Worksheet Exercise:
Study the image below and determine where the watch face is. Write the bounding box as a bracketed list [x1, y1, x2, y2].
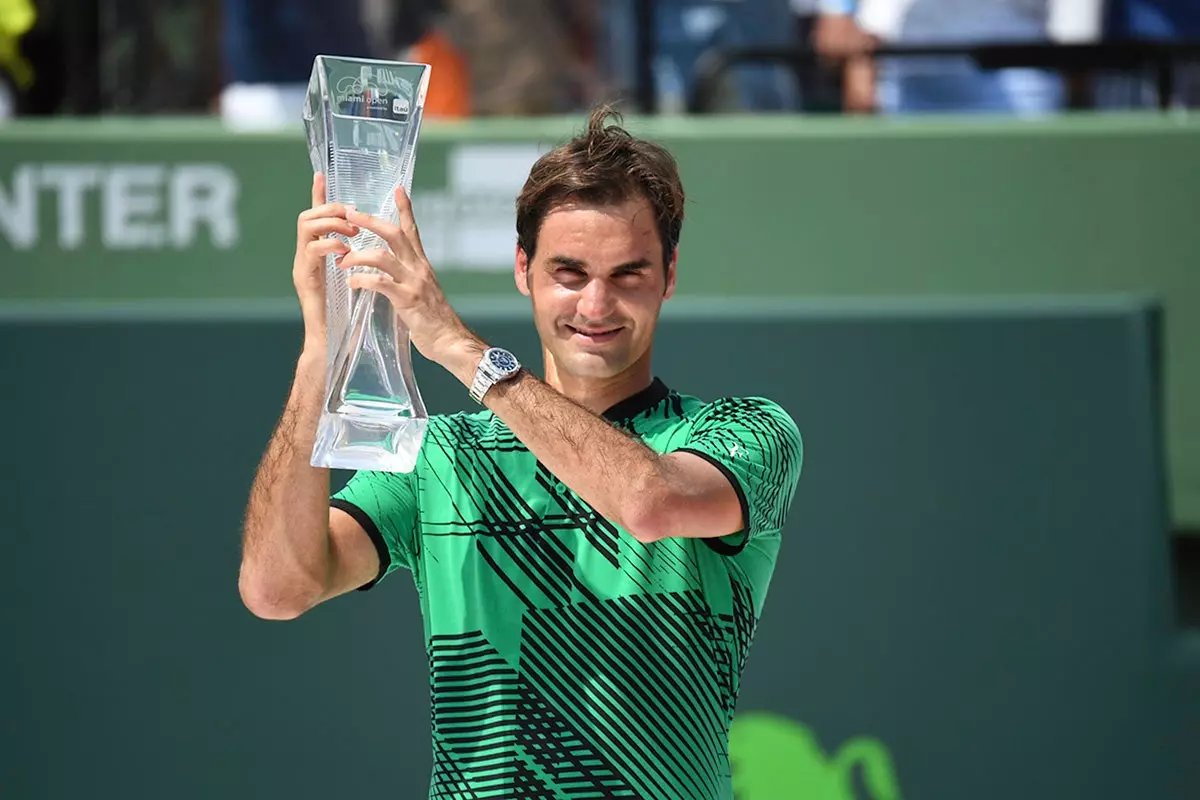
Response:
[488, 349, 518, 374]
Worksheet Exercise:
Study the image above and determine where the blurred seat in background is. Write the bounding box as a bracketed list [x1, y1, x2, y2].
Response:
[853, 0, 1103, 115]
[607, 0, 799, 113]
[1095, 0, 1200, 108]
[219, 0, 372, 129]
[12, 0, 1191, 121]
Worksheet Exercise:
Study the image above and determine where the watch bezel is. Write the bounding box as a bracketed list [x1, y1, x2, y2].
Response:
[483, 347, 520, 379]
[470, 347, 521, 404]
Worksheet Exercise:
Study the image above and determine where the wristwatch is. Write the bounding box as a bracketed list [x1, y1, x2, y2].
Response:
[470, 347, 522, 404]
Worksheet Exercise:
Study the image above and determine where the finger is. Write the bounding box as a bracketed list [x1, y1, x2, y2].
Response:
[394, 185, 427, 259]
[300, 217, 360, 241]
[307, 237, 351, 260]
[299, 202, 357, 223]
[337, 248, 402, 279]
[347, 272, 398, 296]
[311, 172, 326, 209]
[346, 207, 414, 260]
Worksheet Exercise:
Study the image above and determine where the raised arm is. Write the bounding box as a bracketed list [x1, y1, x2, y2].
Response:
[237, 174, 381, 620]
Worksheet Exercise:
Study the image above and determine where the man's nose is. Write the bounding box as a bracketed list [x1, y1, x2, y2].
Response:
[577, 277, 616, 321]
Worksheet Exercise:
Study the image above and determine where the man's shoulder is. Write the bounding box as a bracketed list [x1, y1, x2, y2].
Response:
[675, 391, 798, 430]
[672, 391, 804, 501]
[675, 391, 803, 460]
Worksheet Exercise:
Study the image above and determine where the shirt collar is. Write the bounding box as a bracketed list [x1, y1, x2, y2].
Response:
[602, 377, 671, 423]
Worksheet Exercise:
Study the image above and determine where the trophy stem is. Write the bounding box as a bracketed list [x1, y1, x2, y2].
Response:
[312, 286, 427, 472]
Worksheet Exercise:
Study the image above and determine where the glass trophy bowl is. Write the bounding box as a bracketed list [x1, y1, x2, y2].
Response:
[302, 55, 431, 472]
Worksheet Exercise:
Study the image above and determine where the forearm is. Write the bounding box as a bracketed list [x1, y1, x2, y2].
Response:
[494, 373, 670, 536]
[440, 338, 672, 538]
[239, 347, 334, 616]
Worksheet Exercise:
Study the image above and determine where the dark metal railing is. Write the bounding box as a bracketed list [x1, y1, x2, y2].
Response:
[687, 40, 1200, 113]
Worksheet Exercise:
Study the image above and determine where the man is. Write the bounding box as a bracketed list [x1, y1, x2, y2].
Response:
[239, 105, 804, 799]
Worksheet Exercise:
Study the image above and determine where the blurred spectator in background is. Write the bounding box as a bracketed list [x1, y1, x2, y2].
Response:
[1097, 0, 1200, 108]
[219, 0, 372, 129]
[850, 0, 1104, 115]
[404, 0, 603, 117]
[0, 0, 35, 119]
[789, 0, 868, 112]
[4, 0, 1194, 120]
[391, 0, 469, 118]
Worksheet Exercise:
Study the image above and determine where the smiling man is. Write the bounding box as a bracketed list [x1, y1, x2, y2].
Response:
[239, 106, 803, 800]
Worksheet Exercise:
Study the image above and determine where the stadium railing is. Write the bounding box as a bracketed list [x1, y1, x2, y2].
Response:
[685, 40, 1200, 113]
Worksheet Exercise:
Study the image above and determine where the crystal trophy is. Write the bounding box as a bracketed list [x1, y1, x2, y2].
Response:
[302, 55, 431, 472]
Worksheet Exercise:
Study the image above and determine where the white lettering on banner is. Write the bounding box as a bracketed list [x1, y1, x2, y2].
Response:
[0, 163, 240, 251]
[0, 165, 36, 249]
[40, 165, 101, 249]
[171, 165, 239, 248]
[104, 165, 166, 249]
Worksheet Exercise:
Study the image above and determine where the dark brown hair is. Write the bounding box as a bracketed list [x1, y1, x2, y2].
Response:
[516, 104, 685, 270]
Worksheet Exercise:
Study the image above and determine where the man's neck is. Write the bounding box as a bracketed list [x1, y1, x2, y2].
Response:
[541, 355, 654, 417]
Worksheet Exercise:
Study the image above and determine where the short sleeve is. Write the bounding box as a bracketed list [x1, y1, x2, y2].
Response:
[675, 397, 803, 545]
[331, 469, 419, 591]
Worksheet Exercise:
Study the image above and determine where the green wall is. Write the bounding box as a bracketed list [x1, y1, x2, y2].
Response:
[1, 298, 1193, 798]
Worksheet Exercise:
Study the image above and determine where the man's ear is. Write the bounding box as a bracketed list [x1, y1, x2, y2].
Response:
[515, 246, 532, 297]
[663, 248, 678, 300]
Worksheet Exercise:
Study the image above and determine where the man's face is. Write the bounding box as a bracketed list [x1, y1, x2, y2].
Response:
[516, 196, 676, 380]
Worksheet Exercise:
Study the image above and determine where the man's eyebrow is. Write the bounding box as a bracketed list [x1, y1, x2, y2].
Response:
[546, 256, 653, 272]
[547, 255, 587, 269]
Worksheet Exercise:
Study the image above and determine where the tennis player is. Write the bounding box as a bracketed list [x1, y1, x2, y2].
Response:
[240, 105, 803, 799]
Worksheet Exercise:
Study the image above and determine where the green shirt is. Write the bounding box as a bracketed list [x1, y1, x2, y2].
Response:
[331, 378, 803, 799]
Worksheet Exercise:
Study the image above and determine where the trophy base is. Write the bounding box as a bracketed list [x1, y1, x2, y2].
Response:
[312, 410, 427, 473]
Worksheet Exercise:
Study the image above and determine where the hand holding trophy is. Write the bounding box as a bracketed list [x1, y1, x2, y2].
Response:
[302, 55, 432, 473]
